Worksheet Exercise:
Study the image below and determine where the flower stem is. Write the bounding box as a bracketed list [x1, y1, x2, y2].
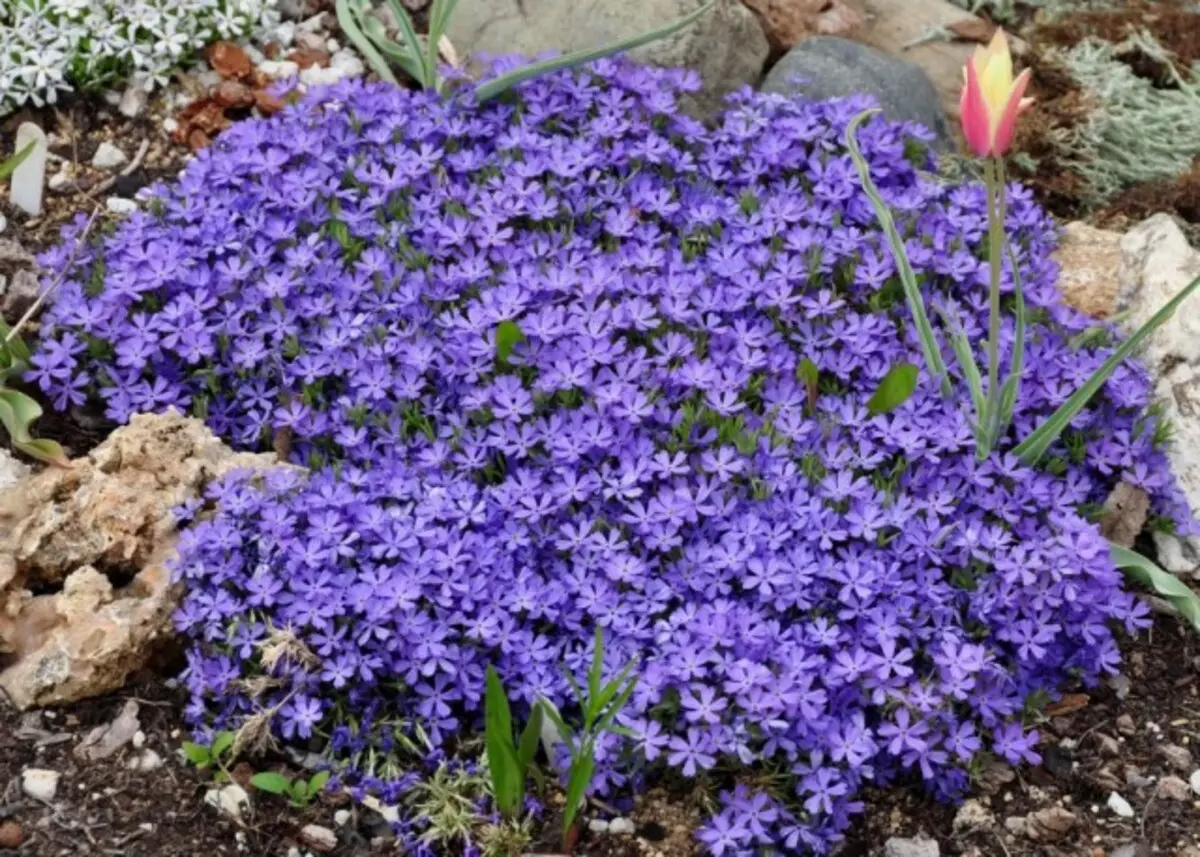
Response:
[983, 157, 1007, 445]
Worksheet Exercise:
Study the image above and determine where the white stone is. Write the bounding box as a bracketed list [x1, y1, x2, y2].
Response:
[91, 142, 128, 171]
[118, 74, 151, 118]
[295, 30, 327, 52]
[333, 809, 351, 827]
[952, 799, 994, 833]
[1190, 769, 1200, 795]
[163, 118, 180, 135]
[297, 12, 330, 33]
[10, 123, 47, 217]
[0, 212, 5, 234]
[1106, 791, 1134, 818]
[47, 165, 73, 192]
[106, 197, 137, 215]
[325, 38, 341, 53]
[205, 783, 250, 823]
[132, 730, 146, 749]
[300, 824, 337, 851]
[299, 66, 343, 87]
[22, 768, 60, 801]
[609, 817, 635, 835]
[126, 749, 163, 772]
[329, 51, 364, 77]
[588, 819, 610, 834]
[0, 450, 31, 492]
[259, 60, 300, 80]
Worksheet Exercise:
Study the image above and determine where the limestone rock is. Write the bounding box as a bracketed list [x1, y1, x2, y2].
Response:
[21, 769, 59, 802]
[1024, 806, 1077, 842]
[75, 699, 140, 762]
[952, 799, 994, 833]
[0, 411, 280, 708]
[740, 0, 862, 52]
[1117, 215, 1200, 572]
[0, 237, 41, 322]
[10, 123, 47, 217]
[884, 837, 939, 857]
[761, 37, 950, 148]
[0, 450, 30, 493]
[1055, 221, 1123, 318]
[445, 0, 769, 117]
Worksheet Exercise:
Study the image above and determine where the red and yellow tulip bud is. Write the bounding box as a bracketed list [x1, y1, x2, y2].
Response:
[959, 29, 1033, 158]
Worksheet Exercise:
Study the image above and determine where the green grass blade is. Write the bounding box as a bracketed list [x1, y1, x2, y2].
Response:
[562, 750, 595, 844]
[473, 0, 715, 103]
[1111, 543, 1200, 633]
[425, 0, 460, 87]
[934, 306, 987, 426]
[386, 0, 431, 87]
[845, 110, 952, 397]
[517, 703, 544, 773]
[484, 666, 521, 817]
[1014, 272, 1200, 465]
[0, 140, 35, 180]
[335, 0, 398, 84]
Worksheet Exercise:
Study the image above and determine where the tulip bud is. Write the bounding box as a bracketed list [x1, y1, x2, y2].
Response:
[959, 29, 1033, 158]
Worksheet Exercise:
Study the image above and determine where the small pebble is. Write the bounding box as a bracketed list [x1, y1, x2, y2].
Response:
[1107, 791, 1135, 818]
[333, 809, 351, 827]
[1157, 775, 1191, 802]
[106, 197, 138, 215]
[163, 118, 179, 135]
[126, 749, 163, 772]
[205, 784, 249, 823]
[1189, 769, 1200, 795]
[259, 60, 300, 80]
[22, 769, 59, 802]
[1116, 714, 1137, 736]
[299, 824, 337, 853]
[1158, 743, 1193, 772]
[610, 817, 635, 835]
[132, 730, 146, 749]
[588, 819, 610, 834]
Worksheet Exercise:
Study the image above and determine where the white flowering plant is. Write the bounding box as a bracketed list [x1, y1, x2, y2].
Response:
[1, 0, 278, 115]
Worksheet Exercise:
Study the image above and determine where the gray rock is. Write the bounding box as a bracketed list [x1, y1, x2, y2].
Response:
[91, 142, 128, 171]
[106, 197, 138, 215]
[205, 783, 250, 823]
[609, 817, 635, 835]
[1, 268, 41, 320]
[299, 824, 337, 852]
[952, 799, 994, 833]
[1024, 807, 1077, 843]
[75, 700, 140, 762]
[1158, 743, 1193, 772]
[445, 0, 768, 117]
[761, 37, 950, 149]
[884, 837, 939, 857]
[118, 74, 151, 118]
[1157, 775, 1191, 802]
[1107, 791, 1135, 818]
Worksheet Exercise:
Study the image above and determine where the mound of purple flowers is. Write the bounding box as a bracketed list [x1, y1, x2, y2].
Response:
[33, 61, 1188, 854]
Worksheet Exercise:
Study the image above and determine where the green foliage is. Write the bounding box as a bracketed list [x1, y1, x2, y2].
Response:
[336, 0, 716, 101]
[495, 320, 525, 365]
[867, 363, 918, 415]
[250, 769, 332, 807]
[1111, 543, 1200, 633]
[538, 628, 639, 849]
[484, 665, 545, 819]
[0, 140, 34, 179]
[182, 731, 237, 783]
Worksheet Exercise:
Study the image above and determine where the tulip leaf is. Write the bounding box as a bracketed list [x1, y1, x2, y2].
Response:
[1111, 543, 1200, 633]
[1014, 272, 1200, 465]
[867, 363, 918, 416]
[335, 0, 398, 84]
[846, 110, 952, 398]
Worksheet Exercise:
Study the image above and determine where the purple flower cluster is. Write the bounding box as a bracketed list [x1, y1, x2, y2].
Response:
[33, 62, 1188, 854]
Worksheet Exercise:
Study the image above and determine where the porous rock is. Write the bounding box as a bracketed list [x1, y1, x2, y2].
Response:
[1024, 806, 1077, 842]
[445, 0, 769, 117]
[1054, 221, 1123, 319]
[1117, 215, 1200, 576]
[0, 237, 41, 321]
[0, 410, 280, 708]
[952, 798, 994, 833]
[760, 37, 950, 149]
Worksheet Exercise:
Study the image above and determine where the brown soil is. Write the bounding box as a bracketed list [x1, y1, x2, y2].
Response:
[3, 619, 1199, 857]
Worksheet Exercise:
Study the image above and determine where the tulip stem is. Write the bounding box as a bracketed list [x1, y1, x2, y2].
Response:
[983, 157, 1007, 444]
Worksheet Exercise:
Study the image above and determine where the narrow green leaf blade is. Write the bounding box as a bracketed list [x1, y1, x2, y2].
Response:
[562, 751, 595, 841]
[586, 627, 605, 726]
[250, 772, 292, 795]
[935, 306, 987, 429]
[474, 0, 716, 103]
[386, 0, 431, 86]
[517, 703, 544, 772]
[797, 357, 819, 411]
[992, 236, 1028, 443]
[867, 362, 919, 416]
[845, 110, 952, 396]
[485, 665, 521, 817]
[1111, 543, 1200, 632]
[181, 742, 212, 766]
[335, 0, 398, 84]
[0, 140, 35, 180]
[425, 0, 460, 84]
[1015, 273, 1200, 465]
[13, 438, 70, 468]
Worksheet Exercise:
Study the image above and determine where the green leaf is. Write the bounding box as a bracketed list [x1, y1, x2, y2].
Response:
[867, 363, 919, 416]
[592, 657, 638, 724]
[181, 742, 212, 766]
[425, 0, 460, 90]
[797, 357, 819, 411]
[485, 666, 522, 818]
[474, 0, 716, 103]
[13, 438, 70, 467]
[1111, 543, 1200, 632]
[386, 0, 432, 86]
[335, 0, 398, 84]
[291, 780, 310, 802]
[1014, 272, 1200, 465]
[585, 627, 605, 728]
[562, 750, 595, 844]
[210, 731, 235, 759]
[249, 772, 292, 795]
[308, 770, 331, 795]
[495, 320, 525, 364]
[596, 676, 639, 736]
[845, 110, 951, 397]
[0, 140, 35, 181]
[0, 316, 32, 363]
[517, 703, 544, 773]
[935, 306, 987, 436]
